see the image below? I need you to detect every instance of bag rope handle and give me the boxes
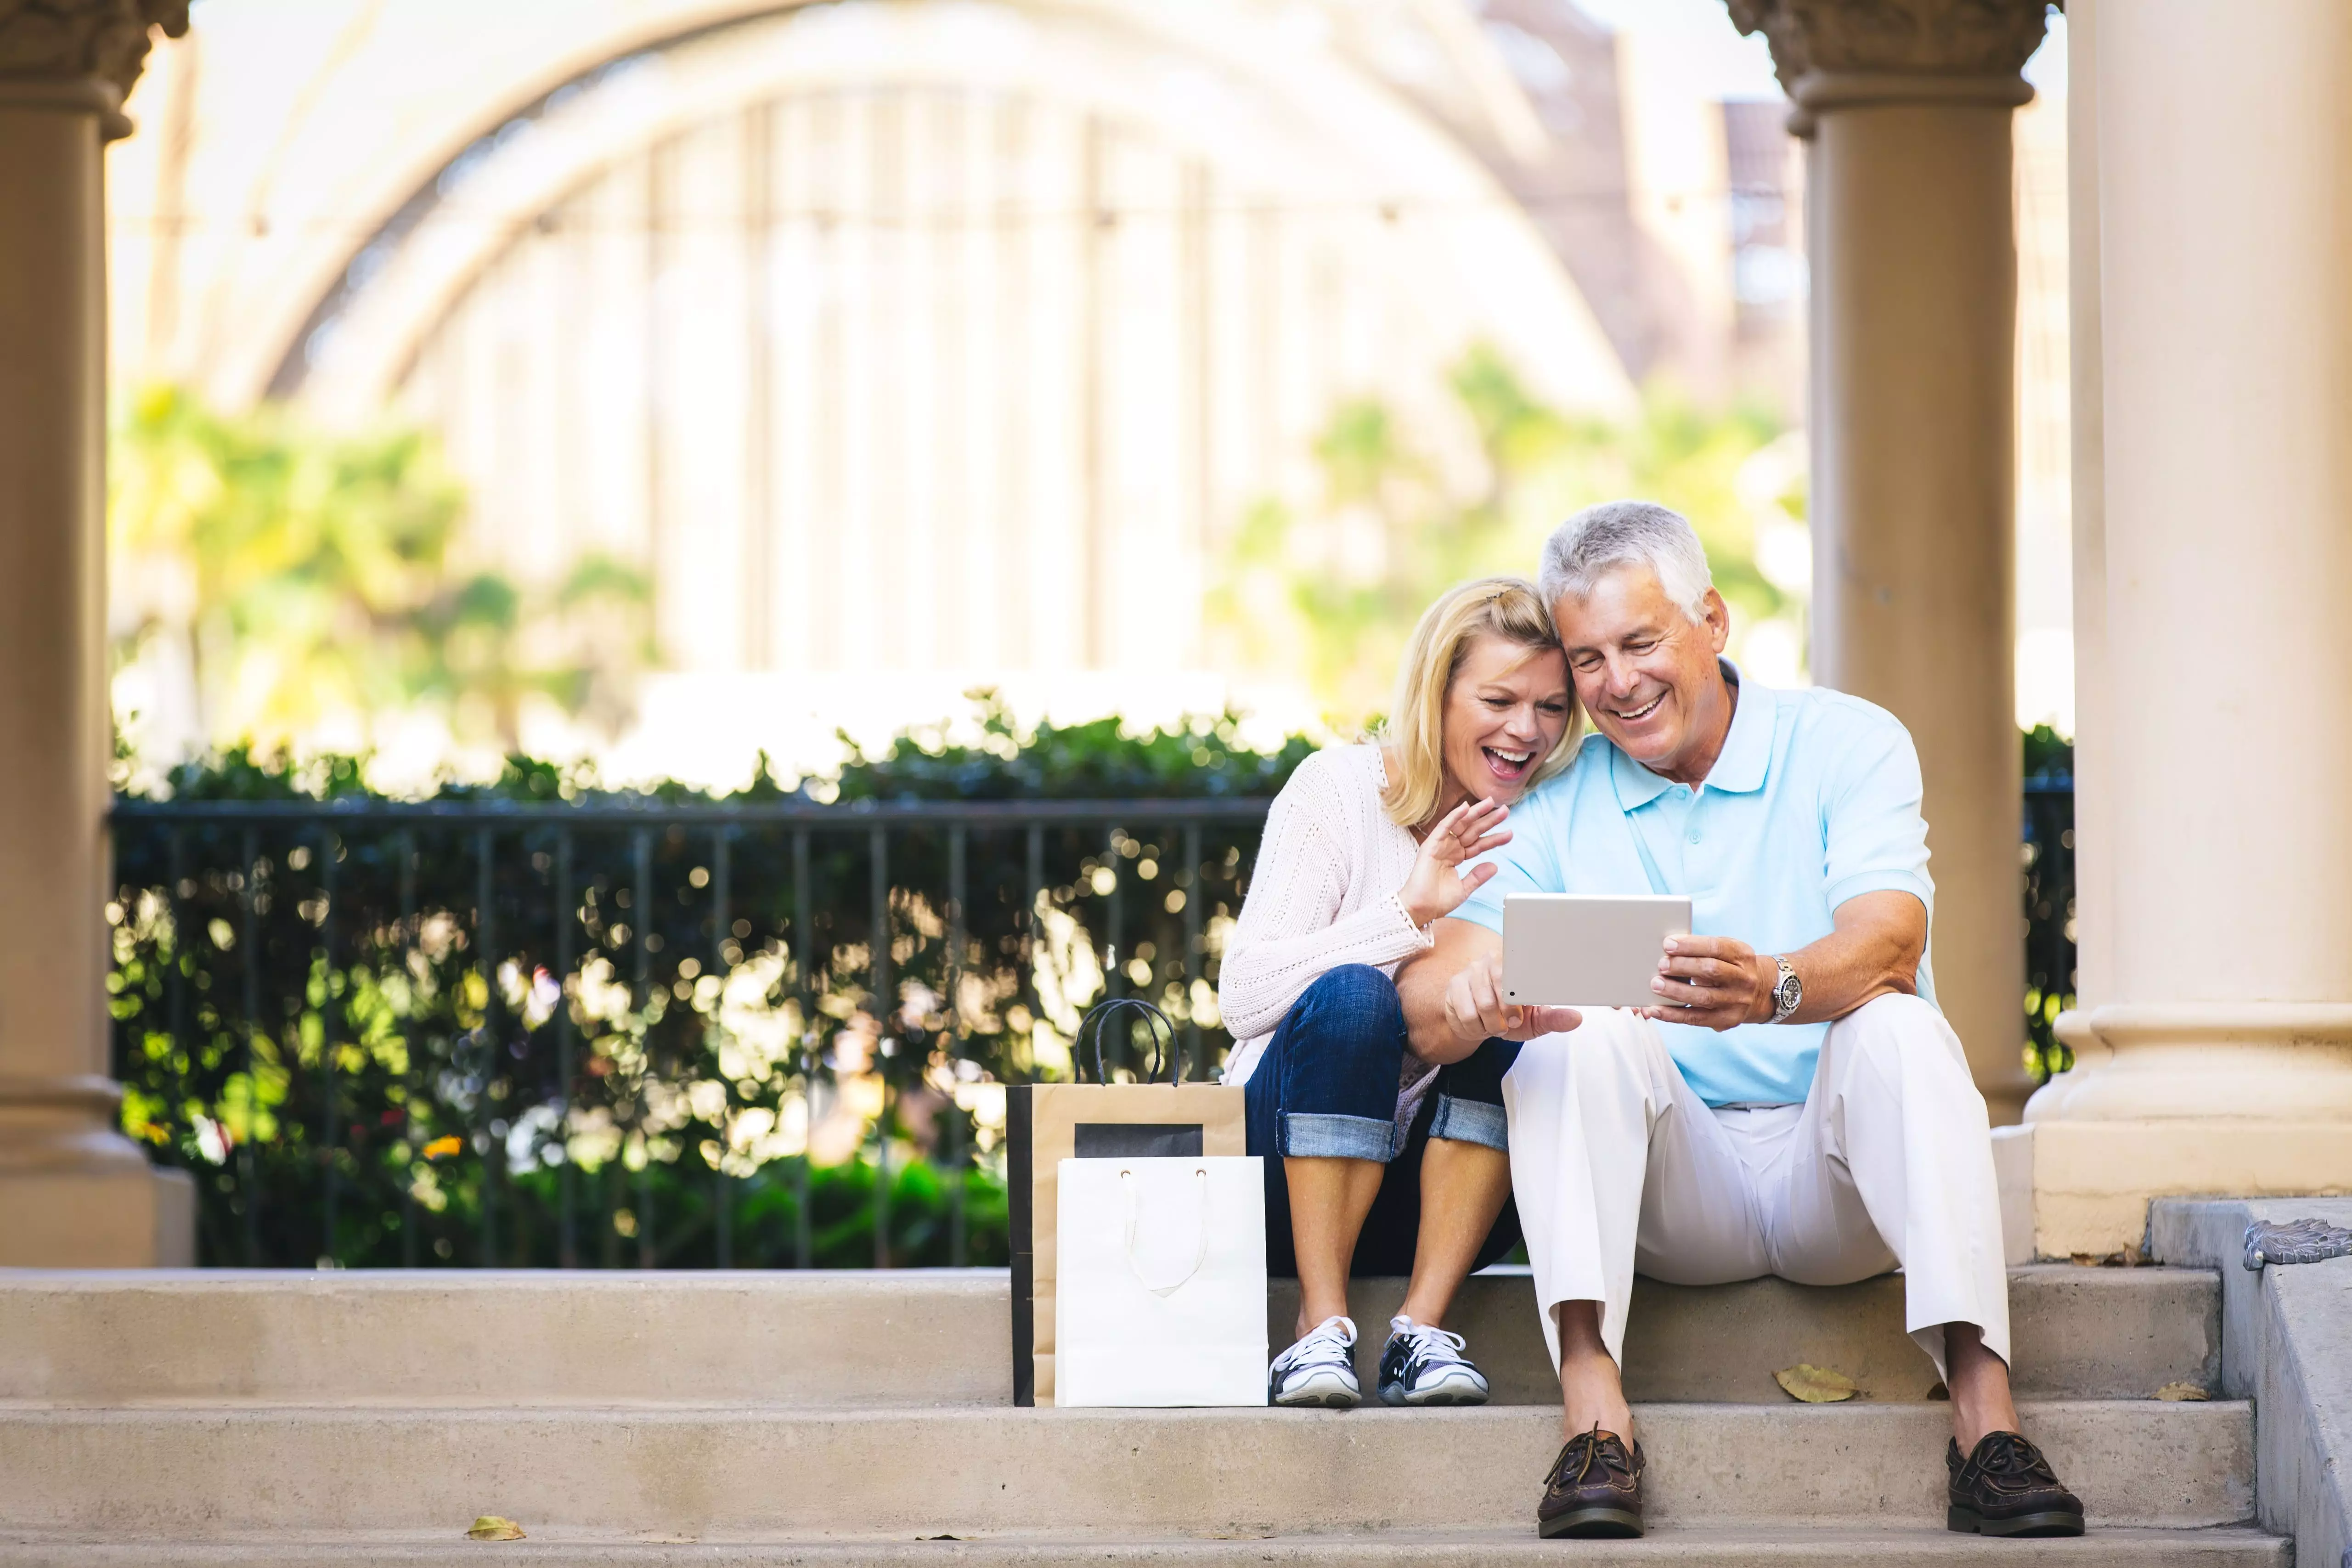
[1075,997,1183,1085]
[1118,1166,1213,1298]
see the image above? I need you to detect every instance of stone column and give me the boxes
[0,0,192,1265]
[2022,0,2352,1255]
[1726,0,2051,1123]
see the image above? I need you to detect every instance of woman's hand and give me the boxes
[1398,796,1512,929]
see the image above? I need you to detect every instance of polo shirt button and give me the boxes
[1687,831,1702,844]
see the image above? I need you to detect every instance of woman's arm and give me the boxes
[1216,762,1433,1041]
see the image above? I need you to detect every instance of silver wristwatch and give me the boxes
[1768,955,1802,1024]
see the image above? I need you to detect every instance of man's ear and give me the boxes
[1701,587,1732,654]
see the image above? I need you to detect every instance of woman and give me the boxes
[1220,577,1579,1409]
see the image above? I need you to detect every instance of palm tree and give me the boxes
[110,385,654,759]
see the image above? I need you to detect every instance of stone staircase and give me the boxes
[0,1264,2288,1564]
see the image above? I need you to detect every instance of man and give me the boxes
[1394,501,2083,1541]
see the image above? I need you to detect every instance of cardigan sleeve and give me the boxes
[1217,754,1432,1042]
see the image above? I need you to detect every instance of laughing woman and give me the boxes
[1220,577,1579,1408]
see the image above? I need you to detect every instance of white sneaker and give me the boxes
[1269,1314,1360,1408]
[1377,1314,1490,1406]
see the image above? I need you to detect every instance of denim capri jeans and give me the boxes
[1243,962,1522,1277]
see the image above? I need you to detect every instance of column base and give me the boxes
[2017,1005,2352,1255]
[2016,1120,2352,1258]
[0,1166,194,1267]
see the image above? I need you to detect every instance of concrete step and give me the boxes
[0,1400,2254,1535]
[0,1269,1011,1409]
[0,1525,2292,1567]
[0,1264,2216,1407]
[1285,1263,2219,1405]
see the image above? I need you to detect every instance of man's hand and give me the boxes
[1444,954,1583,1046]
[1641,935,1775,1032]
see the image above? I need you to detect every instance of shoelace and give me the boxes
[1274,1314,1357,1375]
[1389,1316,1470,1373]
[1971,1432,2059,1485]
[1548,1422,1627,1490]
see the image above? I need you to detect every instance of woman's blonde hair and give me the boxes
[1377,575,1580,830]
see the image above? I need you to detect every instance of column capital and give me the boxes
[0,0,189,135]
[1724,0,2052,130]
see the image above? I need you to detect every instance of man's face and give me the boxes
[1552,565,1730,777]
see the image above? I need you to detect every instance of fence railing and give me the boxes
[107,796,1273,1270]
[2020,775,2077,1078]
[109,777,2080,1269]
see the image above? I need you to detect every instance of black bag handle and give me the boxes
[1076,997,1184,1086]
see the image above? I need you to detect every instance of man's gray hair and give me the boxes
[1537,500,1715,622]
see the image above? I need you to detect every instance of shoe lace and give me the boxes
[1274,1315,1356,1373]
[1390,1316,1468,1372]
[1972,1432,2059,1484]
[1547,1422,1621,1489]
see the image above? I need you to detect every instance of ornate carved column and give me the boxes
[1726,0,2050,1123]
[2021,0,2352,1255]
[0,0,193,1263]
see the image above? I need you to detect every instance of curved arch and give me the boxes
[296,1,1631,422]
[164,0,1630,415]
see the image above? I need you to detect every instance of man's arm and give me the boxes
[1396,917,1583,1062]
[1639,889,1926,1032]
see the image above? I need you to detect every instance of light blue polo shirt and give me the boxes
[1455,664,1936,1107]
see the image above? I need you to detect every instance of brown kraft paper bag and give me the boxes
[1008,1000,1247,1406]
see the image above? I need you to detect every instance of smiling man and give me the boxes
[1393,501,2084,1543]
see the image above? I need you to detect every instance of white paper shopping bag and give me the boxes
[1053,1156,1266,1407]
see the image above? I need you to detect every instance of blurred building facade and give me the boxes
[105,0,1816,776]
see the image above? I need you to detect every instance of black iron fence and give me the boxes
[108,776,2080,1269]
[2020,774,2077,1079]
[107,797,1271,1270]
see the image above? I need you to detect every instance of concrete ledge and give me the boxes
[0,1270,1010,1407]
[0,1400,2254,1535]
[0,1264,2215,1407]
[1276,1265,2217,1404]
[0,1526,2292,1567]
[2152,1197,2352,1568]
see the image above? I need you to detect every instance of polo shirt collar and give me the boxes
[1707,660,1774,794]
[1608,659,1772,805]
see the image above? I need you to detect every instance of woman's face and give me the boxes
[1439,633,1573,809]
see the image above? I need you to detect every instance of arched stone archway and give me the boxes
[238,1,1631,688]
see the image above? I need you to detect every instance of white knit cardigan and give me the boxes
[1218,744,1441,1134]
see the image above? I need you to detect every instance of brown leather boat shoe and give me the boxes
[1946,1430,2086,1537]
[1536,1423,1644,1539]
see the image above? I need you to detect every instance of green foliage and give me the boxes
[825,691,1316,804]
[1211,347,1805,719]
[109,385,654,755]
[2020,725,2077,1085]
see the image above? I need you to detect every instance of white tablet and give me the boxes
[1502,893,1693,1009]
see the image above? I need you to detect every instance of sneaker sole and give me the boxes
[1271,1369,1359,1410]
[1378,1374,1491,1408]
[1946,1506,2086,1537]
[1538,1507,1643,1539]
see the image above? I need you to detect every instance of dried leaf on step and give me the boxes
[2155,1382,2211,1402]
[1925,1381,1950,1401]
[465,1516,526,1541]
[1774,1364,1860,1403]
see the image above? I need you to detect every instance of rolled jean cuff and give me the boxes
[1427,1094,1508,1152]
[1280,1111,1397,1161]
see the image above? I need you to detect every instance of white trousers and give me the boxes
[1501,993,2009,1382]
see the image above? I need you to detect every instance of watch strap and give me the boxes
[1769,955,1801,1024]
